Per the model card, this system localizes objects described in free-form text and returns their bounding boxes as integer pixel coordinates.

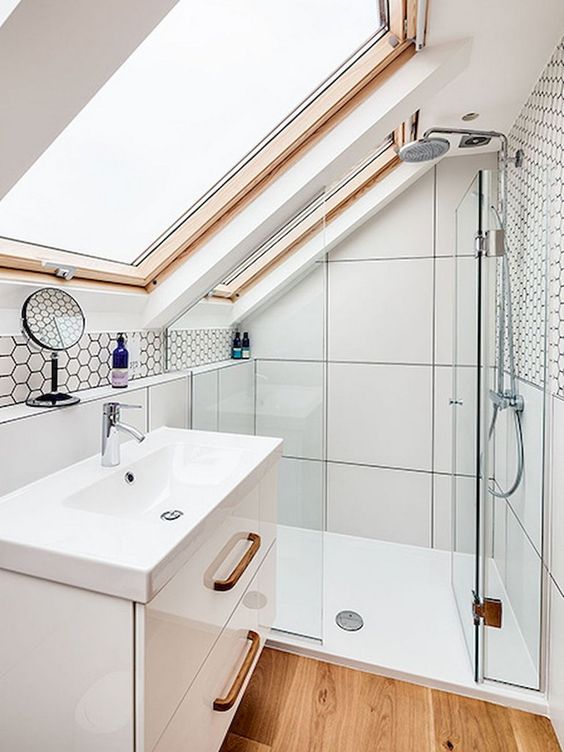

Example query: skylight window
[208,129,407,300]
[0,0,385,265]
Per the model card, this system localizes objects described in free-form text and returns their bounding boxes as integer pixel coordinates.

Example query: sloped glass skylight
[0,0,384,265]
[211,133,396,298]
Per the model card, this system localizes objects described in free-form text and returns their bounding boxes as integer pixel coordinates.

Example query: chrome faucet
[101,402,146,467]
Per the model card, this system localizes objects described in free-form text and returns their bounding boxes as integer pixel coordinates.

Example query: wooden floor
[220,648,561,752]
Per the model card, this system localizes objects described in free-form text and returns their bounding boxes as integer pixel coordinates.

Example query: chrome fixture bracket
[474,230,505,258]
[41,261,77,280]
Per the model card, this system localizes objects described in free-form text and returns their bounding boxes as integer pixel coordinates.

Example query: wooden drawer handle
[213,533,261,592]
[213,630,260,712]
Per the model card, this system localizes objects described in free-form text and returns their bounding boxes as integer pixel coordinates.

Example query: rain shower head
[398,136,451,163]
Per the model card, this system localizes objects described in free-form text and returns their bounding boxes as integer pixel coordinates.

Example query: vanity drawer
[139,466,278,752]
[152,543,276,752]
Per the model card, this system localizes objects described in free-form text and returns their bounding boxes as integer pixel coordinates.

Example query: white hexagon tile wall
[0,327,235,407]
[507,36,564,396]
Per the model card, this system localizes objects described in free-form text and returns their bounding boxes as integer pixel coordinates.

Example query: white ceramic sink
[64,443,245,517]
[0,427,282,602]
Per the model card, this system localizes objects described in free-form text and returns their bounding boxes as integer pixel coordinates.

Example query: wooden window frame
[0,0,417,291]
[207,119,416,301]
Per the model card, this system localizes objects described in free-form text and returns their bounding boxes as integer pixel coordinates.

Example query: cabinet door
[0,569,133,752]
[138,485,264,751]
[152,544,276,752]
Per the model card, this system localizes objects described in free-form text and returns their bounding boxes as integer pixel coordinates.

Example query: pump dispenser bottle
[111,333,129,388]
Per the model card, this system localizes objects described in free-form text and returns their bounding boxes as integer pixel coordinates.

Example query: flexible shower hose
[488,403,525,498]
[487,206,525,499]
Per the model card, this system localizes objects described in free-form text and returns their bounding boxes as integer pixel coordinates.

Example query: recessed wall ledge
[0,359,247,427]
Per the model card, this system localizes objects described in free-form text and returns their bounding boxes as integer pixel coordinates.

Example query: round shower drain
[335,610,364,632]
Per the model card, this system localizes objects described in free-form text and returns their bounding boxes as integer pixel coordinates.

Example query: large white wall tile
[242,265,325,361]
[148,376,189,430]
[329,169,434,260]
[327,462,431,546]
[493,495,508,581]
[278,457,324,530]
[0,387,148,496]
[549,582,564,748]
[433,474,453,551]
[434,365,476,476]
[328,259,433,364]
[0,403,100,497]
[191,369,218,431]
[435,255,478,367]
[218,361,254,435]
[502,508,542,672]
[436,153,497,257]
[452,474,477,556]
[494,379,544,551]
[328,363,432,471]
[256,360,324,460]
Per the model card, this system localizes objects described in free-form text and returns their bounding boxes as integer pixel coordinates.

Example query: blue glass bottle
[242,332,250,359]
[112,333,129,388]
[232,331,242,359]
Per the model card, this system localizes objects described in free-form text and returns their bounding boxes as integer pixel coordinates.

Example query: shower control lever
[489,389,525,412]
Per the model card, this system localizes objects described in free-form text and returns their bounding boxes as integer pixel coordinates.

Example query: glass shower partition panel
[453,168,548,689]
[254,356,326,642]
[452,170,487,681]
[482,167,548,690]
[253,261,327,643]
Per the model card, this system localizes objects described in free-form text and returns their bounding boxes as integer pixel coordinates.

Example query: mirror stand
[26,352,81,408]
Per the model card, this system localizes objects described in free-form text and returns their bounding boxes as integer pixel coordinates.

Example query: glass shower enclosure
[451,168,548,690]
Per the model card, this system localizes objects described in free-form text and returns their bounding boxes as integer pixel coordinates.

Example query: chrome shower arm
[422,128,509,159]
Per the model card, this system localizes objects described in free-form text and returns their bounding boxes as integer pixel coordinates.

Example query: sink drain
[335,610,364,632]
[160,510,184,522]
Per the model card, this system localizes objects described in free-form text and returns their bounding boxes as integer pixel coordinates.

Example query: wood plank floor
[220,648,561,752]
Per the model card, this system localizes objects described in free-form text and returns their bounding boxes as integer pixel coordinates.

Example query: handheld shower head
[398,136,451,163]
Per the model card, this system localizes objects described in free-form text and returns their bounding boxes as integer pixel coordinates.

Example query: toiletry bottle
[242,332,250,359]
[232,331,242,359]
[111,333,129,388]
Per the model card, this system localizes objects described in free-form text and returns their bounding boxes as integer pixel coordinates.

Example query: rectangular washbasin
[64,443,246,517]
[0,427,282,602]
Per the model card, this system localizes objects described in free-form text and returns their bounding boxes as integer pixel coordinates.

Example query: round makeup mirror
[21,287,86,408]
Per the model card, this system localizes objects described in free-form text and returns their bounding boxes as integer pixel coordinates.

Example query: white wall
[0,358,256,497]
[0,374,189,497]
[244,152,496,550]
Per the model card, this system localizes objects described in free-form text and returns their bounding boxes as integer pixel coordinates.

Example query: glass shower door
[452,167,547,688]
[451,170,492,681]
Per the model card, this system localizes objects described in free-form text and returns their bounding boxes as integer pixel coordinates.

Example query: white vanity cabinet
[148,545,276,752]
[136,462,277,751]
[0,428,281,752]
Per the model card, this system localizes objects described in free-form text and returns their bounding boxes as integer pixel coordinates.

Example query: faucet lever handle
[102,401,142,421]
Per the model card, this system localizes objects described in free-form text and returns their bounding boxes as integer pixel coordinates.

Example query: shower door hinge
[486,229,505,257]
[474,232,487,257]
[474,230,505,258]
[473,595,503,628]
